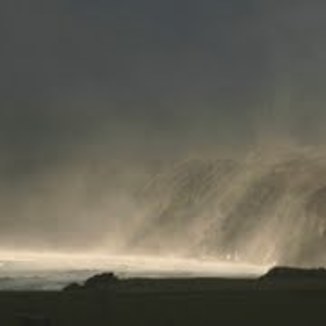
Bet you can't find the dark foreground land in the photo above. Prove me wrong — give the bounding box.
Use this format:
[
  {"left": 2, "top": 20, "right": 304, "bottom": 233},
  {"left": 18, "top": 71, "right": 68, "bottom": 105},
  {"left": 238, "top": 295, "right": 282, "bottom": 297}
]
[{"left": 2, "top": 267, "right": 326, "bottom": 325}]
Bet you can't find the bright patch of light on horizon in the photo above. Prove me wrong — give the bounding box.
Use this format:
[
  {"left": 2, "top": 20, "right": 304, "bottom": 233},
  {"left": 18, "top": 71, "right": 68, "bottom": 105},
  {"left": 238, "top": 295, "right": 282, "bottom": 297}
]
[{"left": 0, "top": 250, "right": 269, "bottom": 278}]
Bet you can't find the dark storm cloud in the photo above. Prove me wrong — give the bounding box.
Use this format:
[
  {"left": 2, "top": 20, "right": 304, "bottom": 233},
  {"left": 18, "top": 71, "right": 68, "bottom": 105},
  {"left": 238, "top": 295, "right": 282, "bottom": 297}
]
[{"left": 0, "top": 0, "right": 272, "bottom": 157}]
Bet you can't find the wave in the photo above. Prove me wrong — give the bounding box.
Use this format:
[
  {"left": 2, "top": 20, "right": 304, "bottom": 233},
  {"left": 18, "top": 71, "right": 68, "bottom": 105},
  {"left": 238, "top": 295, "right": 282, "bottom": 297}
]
[{"left": 0, "top": 254, "right": 264, "bottom": 290}]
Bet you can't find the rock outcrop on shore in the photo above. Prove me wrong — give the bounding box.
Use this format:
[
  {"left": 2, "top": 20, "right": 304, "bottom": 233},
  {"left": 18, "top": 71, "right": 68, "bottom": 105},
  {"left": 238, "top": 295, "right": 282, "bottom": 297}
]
[
  {"left": 260, "top": 266, "right": 326, "bottom": 280},
  {"left": 63, "top": 272, "right": 118, "bottom": 291},
  {"left": 63, "top": 266, "right": 326, "bottom": 292}
]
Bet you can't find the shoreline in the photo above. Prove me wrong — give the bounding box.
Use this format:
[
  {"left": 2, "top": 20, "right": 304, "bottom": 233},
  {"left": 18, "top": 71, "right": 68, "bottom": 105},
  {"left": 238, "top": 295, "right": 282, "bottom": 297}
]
[{"left": 1, "top": 267, "right": 326, "bottom": 325}]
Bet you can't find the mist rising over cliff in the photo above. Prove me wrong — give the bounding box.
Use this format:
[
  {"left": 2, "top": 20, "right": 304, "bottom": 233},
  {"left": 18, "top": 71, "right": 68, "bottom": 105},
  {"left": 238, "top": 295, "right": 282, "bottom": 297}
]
[{"left": 1, "top": 1, "right": 326, "bottom": 266}]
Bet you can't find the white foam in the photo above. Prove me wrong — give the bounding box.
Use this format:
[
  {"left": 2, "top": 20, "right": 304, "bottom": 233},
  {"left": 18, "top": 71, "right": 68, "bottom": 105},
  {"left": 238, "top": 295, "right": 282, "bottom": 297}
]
[{"left": 0, "top": 250, "right": 268, "bottom": 290}]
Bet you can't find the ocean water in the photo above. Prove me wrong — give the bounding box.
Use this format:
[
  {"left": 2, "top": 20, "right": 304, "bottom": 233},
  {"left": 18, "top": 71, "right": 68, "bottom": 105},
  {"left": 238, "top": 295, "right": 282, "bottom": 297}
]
[{"left": 0, "top": 252, "right": 266, "bottom": 290}]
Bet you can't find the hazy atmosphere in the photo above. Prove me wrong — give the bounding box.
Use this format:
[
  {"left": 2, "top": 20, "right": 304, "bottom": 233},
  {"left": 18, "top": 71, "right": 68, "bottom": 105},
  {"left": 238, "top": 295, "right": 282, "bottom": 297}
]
[{"left": 1, "top": 0, "right": 326, "bottom": 268}]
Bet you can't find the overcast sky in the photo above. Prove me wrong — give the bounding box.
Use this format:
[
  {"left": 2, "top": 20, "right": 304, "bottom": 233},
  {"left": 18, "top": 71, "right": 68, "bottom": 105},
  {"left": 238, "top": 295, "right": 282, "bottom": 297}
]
[
  {"left": 0, "top": 1, "right": 326, "bottom": 248},
  {"left": 1, "top": 0, "right": 326, "bottom": 164}
]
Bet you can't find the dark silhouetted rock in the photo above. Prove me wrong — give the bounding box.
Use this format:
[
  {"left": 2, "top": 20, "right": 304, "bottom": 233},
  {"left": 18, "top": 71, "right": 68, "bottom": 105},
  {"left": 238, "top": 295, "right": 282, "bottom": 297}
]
[
  {"left": 64, "top": 272, "right": 119, "bottom": 291},
  {"left": 84, "top": 272, "right": 118, "bottom": 290},
  {"left": 260, "top": 267, "right": 326, "bottom": 280},
  {"left": 62, "top": 282, "right": 82, "bottom": 292}
]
